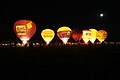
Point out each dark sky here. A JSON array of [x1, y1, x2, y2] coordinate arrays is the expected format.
[[0, 0, 120, 42]]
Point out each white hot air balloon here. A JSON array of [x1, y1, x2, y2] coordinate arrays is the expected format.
[[82, 30, 92, 44]]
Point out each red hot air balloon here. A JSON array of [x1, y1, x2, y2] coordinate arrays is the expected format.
[[14, 20, 36, 44], [71, 29, 82, 42], [72, 33, 82, 42]]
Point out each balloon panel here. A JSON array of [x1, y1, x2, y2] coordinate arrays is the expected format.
[[57, 31, 71, 39], [14, 20, 36, 42], [72, 33, 82, 38], [82, 30, 92, 39], [57, 26, 71, 32]]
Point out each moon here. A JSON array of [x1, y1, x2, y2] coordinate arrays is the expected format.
[[100, 13, 103, 17]]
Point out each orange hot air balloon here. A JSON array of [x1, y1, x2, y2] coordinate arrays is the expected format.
[[14, 20, 36, 44], [57, 26, 72, 44], [82, 30, 92, 43], [97, 30, 107, 43]]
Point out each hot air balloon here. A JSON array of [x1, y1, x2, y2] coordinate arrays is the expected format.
[[72, 33, 82, 42], [71, 29, 82, 42], [41, 29, 55, 45], [14, 20, 36, 45], [97, 30, 107, 43], [89, 29, 98, 43], [57, 26, 72, 44], [82, 30, 92, 43]]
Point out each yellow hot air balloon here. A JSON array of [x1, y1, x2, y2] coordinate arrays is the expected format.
[[82, 30, 92, 44], [89, 29, 98, 43], [97, 30, 107, 43], [41, 29, 55, 45], [57, 26, 72, 44]]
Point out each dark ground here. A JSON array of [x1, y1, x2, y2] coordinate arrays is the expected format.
[[0, 44, 120, 80]]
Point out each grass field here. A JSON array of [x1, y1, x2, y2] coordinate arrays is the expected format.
[[0, 44, 120, 79]]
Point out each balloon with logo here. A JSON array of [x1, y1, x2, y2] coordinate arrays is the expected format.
[[82, 30, 92, 44], [14, 20, 36, 45], [96, 30, 107, 43], [41, 29, 55, 45], [57, 26, 72, 44], [89, 29, 98, 43]]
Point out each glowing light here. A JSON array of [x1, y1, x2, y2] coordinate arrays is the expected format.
[[17, 43, 21, 45], [41, 29, 55, 45], [57, 26, 72, 44], [23, 40, 27, 44], [21, 37, 29, 45], [61, 38, 69, 44], [100, 13, 103, 17]]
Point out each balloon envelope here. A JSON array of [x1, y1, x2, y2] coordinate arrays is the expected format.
[[14, 20, 36, 44], [57, 26, 72, 44], [89, 29, 98, 43], [97, 30, 107, 43], [41, 29, 55, 45], [82, 30, 92, 43]]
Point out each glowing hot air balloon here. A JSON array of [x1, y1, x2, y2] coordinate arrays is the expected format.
[[14, 20, 36, 45], [41, 29, 55, 45], [71, 29, 82, 42], [57, 26, 72, 44], [72, 33, 82, 42], [97, 30, 107, 43], [82, 30, 92, 43], [89, 29, 98, 43]]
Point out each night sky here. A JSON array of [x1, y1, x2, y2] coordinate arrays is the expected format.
[[0, 1, 120, 42]]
